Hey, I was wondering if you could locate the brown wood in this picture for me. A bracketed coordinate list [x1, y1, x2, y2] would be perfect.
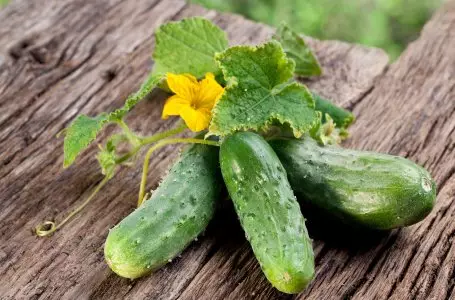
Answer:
[0, 0, 453, 299]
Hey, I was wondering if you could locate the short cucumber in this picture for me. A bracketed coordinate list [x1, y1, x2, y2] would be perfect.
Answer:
[270, 138, 436, 230]
[313, 92, 355, 129]
[104, 142, 222, 279]
[220, 132, 314, 294]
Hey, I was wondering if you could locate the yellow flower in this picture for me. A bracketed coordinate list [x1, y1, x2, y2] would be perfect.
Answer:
[162, 72, 224, 132]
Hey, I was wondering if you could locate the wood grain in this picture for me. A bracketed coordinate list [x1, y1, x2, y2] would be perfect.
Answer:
[0, 0, 451, 299]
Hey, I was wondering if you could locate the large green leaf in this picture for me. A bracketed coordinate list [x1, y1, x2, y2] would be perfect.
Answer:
[273, 23, 322, 77]
[209, 41, 318, 137]
[152, 17, 228, 78]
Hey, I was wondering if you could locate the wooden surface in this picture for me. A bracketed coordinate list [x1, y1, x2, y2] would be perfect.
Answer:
[0, 0, 453, 299]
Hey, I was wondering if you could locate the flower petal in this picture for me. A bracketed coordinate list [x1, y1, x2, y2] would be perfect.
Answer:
[162, 95, 191, 119]
[166, 73, 198, 99]
[195, 72, 224, 109]
[179, 106, 211, 132]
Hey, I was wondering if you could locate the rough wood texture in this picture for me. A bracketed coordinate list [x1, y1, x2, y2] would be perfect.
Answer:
[0, 0, 453, 299]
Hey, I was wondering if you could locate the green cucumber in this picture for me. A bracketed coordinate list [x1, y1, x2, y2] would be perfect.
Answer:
[313, 92, 355, 129]
[220, 132, 314, 294]
[104, 141, 221, 279]
[270, 137, 436, 230]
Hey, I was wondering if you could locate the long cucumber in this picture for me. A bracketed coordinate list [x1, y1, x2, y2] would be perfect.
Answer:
[104, 141, 222, 278]
[220, 132, 314, 294]
[270, 137, 436, 230]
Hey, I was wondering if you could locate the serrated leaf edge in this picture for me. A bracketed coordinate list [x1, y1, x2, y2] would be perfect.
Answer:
[209, 41, 317, 137]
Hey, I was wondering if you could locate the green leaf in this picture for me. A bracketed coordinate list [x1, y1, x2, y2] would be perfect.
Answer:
[152, 17, 228, 78]
[63, 73, 162, 168]
[108, 73, 163, 121]
[273, 23, 322, 77]
[209, 41, 319, 138]
[63, 114, 108, 168]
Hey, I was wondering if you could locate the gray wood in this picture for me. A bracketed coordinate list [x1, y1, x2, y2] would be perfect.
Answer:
[0, 0, 452, 299]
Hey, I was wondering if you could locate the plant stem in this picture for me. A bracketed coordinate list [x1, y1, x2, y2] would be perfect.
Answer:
[35, 176, 111, 237]
[114, 121, 187, 165]
[117, 119, 140, 146]
[35, 121, 189, 236]
[137, 137, 219, 207]
[139, 121, 187, 145]
[114, 147, 141, 165]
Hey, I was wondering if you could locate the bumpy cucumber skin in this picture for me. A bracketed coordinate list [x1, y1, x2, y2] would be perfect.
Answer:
[220, 132, 314, 294]
[270, 138, 436, 230]
[104, 142, 221, 279]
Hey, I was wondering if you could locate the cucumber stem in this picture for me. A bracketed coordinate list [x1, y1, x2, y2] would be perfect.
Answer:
[35, 176, 111, 237]
[137, 137, 220, 207]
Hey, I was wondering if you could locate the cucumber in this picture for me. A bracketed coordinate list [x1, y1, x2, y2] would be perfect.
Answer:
[104, 141, 221, 279]
[270, 137, 436, 230]
[313, 92, 355, 129]
[220, 132, 314, 294]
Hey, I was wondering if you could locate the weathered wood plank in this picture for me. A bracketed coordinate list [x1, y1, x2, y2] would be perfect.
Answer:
[297, 2, 455, 300]
[341, 3, 455, 299]
[8, 0, 450, 299]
